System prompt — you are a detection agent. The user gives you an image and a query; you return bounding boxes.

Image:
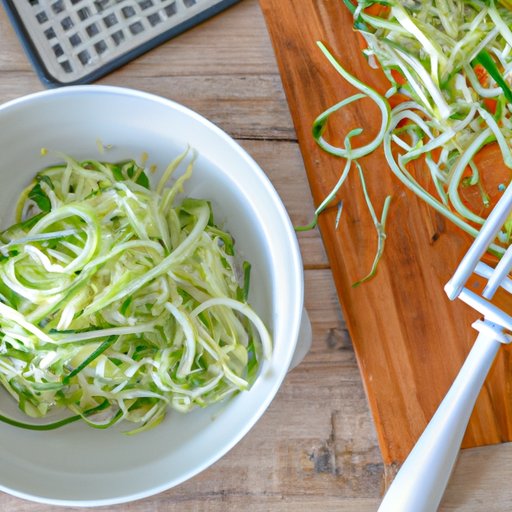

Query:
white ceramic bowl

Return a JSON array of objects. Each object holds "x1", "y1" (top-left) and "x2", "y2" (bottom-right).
[{"x1": 0, "y1": 85, "x2": 310, "y2": 507}]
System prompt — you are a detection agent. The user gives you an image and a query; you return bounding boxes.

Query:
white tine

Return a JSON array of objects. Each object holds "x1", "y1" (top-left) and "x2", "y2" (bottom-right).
[
  {"x1": 483, "y1": 244, "x2": 512, "y2": 299},
  {"x1": 474, "y1": 261, "x2": 512, "y2": 294},
  {"x1": 445, "y1": 182, "x2": 512, "y2": 300},
  {"x1": 458, "y1": 288, "x2": 512, "y2": 331}
]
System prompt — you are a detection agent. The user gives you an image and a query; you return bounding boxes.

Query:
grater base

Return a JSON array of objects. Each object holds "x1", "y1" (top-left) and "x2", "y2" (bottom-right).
[{"x1": 2, "y1": 0, "x2": 239, "y2": 86}]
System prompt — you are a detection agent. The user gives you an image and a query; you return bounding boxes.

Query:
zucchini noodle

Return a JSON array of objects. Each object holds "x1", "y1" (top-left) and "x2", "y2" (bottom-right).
[{"x1": 0, "y1": 148, "x2": 271, "y2": 433}]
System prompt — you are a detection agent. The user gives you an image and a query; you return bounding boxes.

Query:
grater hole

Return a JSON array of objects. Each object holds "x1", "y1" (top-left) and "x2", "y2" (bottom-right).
[
  {"x1": 61, "y1": 16, "x2": 74, "y2": 30},
  {"x1": 28, "y1": 0, "x2": 39, "y2": 5},
  {"x1": 70, "y1": 0, "x2": 82, "y2": 4},
  {"x1": 51, "y1": 0, "x2": 65, "y2": 13},
  {"x1": 183, "y1": 0, "x2": 196, "y2": 6},
  {"x1": 164, "y1": 2, "x2": 177, "y2": 16},
  {"x1": 77, "y1": 6, "x2": 91, "y2": 20},
  {"x1": 52, "y1": 43, "x2": 64, "y2": 57},
  {"x1": 86, "y1": 23, "x2": 99, "y2": 36},
  {"x1": 61, "y1": 61, "x2": 73, "y2": 73},
  {"x1": 69, "y1": 33, "x2": 82, "y2": 47},
  {"x1": 78, "y1": 50, "x2": 92, "y2": 65},
  {"x1": 94, "y1": 0, "x2": 110, "y2": 13},
  {"x1": 44, "y1": 27, "x2": 56, "y2": 39},
  {"x1": 36, "y1": 11, "x2": 48, "y2": 23},
  {"x1": 111, "y1": 30, "x2": 125, "y2": 45},
  {"x1": 121, "y1": 5, "x2": 136, "y2": 18},
  {"x1": 147, "y1": 12, "x2": 162, "y2": 26},
  {"x1": 94, "y1": 40, "x2": 108, "y2": 55},
  {"x1": 129, "y1": 21, "x2": 144, "y2": 35},
  {"x1": 139, "y1": 0, "x2": 154, "y2": 9},
  {"x1": 103, "y1": 13, "x2": 118, "y2": 28}
]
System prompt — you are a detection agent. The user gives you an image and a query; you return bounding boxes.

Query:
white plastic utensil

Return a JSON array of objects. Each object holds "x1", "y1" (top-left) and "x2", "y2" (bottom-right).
[{"x1": 378, "y1": 182, "x2": 512, "y2": 512}]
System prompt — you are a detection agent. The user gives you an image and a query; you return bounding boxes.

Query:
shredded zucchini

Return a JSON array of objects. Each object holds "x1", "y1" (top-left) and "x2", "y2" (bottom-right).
[
  {"x1": 0, "y1": 148, "x2": 271, "y2": 433},
  {"x1": 310, "y1": 0, "x2": 512, "y2": 275}
]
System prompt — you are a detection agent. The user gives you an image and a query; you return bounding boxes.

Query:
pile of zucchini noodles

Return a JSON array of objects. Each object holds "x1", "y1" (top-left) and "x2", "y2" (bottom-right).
[
  {"x1": 0, "y1": 147, "x2": 271, "y2": 433},
  {"x1": 312, "y1": 0, "x2": 512, "y2": 270}
]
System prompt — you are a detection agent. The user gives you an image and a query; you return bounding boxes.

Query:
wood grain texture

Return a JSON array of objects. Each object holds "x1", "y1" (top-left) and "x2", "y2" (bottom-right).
[{"x1": 259, "y1": 0, "x2": 512, "y2": 464}]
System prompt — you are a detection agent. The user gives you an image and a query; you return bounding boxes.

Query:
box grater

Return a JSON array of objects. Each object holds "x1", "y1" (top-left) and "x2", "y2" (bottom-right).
[{"x1": 2, "y1": 0, "x2": 239, "y2": 86}]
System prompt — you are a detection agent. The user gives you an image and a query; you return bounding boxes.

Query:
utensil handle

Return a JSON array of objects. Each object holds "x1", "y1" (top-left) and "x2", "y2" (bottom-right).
[{"x1": 378, "y1": 330, "x2": 502, "y2": 512}]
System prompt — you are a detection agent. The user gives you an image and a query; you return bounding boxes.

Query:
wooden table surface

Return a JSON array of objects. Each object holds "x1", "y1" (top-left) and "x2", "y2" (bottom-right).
[{"x1": 1, "y1": 1, "x2": 512, "y2": 510}]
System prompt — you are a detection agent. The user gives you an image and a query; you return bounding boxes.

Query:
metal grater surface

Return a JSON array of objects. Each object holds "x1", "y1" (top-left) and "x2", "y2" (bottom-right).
[{"x1": 3, "y1": 0, "x2": 238, "y2": 85}]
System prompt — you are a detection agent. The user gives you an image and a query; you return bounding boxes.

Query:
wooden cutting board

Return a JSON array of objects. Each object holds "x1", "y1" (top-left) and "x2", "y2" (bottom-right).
[{"x1": 259, "y1": 0, "x2": 512, "y2": 466}]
